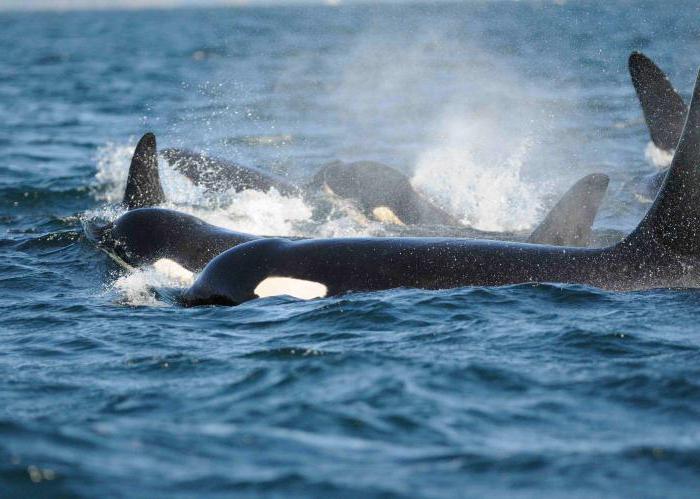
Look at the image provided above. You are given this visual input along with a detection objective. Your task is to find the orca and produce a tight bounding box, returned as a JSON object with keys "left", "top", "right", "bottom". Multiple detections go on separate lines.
{"left": 97, "top": 133, "right": 611, "bottom": 271}
{"left": 307, "top": 160, "right": 460, "bottom": 226}
{"left": 161, "top": 147, "right": 610, "bottom": 237}
{"left": 161, "top": 148, "right": 460, "bottom": 227}
{"left": 87, "top": 171, "right": 609, "bottom": 274}
{"left": 526, "top": 173, "right": 608, "bottom": 246}
{"left": 89, "top": 170, "right": 607, "bottom": 272}
{"left": 628, "top": 52, "right": 688, "bottom": 199}
{"left": 87, "top": 208, "right": 259, "bottom": 272}
{"left": 178, "top": 68, "right": 700, "bottom": 306}
{"left": 161, "top": 148, "right": 300, "bottom": 197}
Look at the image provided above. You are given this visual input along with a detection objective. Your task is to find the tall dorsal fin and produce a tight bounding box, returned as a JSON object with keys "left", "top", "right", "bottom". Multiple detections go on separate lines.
{"left": 628, "top": 52, "right": 688, "bottom": 151}
{"left": 527, "top": 174, "right": 609, "bottom": 247}
{"left": 626, "top": 68, "right": 700, "bottom": 255}
{"left": 123, "top": 132, "right": 165, "bottom": 210}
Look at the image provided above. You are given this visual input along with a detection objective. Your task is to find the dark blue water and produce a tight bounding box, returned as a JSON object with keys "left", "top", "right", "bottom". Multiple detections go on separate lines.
{"left": 3, "top": 2, "right": 700, "bottom": 497}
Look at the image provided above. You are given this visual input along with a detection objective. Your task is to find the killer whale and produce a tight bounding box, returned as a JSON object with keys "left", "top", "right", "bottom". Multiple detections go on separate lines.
{"left": 161, "top": 148, "right": 459, "bottom": 227}
{"left": 179, "top": 68, "right": 700, "bottom": 306}
{"left": 525, "top": 173, "right": 608, "bottom": 246}
{"left": 91, "top": 169, "right": 607, "bottom": 272}
{"left": 92, "top": 132, "right": 611, "bottom": 273}
{"left": 87, "top": 208, "right": 260, "bottom": 272}
{"left": 88, "top": 171, "right": 609, "bottom": 274}
{"left": 161, "top": 148, "right": 300, "bottom": 197}
{"left": 628, "top": 52, "right": 689, "bottom": 199}
{"left": 161, "top": 147, "right": 609, "bottom": 235}
{"left": 307, "top": 160, "right": 460, "bottom": 226}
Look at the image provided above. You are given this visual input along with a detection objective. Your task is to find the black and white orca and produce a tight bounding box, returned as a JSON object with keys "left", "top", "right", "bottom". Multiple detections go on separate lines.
{"left": 178, "top": 68, "right": 700, "bottom": 306}
{"left": 87, "top": 139, "right": 610, "bottom": 273}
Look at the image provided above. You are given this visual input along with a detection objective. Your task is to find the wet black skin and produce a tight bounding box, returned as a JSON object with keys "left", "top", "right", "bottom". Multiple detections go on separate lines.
{"left": 307, "top": 160, "right": 460, "bottom": 226}
{"left": 629, "top": 51, "right": 687, "bottom": 152}
{"left": 161, "top": 148, "right": 300, "bottom": 197}
{"left": 92, "top": 208, "right": 259, "bottom": 272}
{"left": 180, "top": 67, "right": 700, "bottom": 306}
{"left": 161, "top": 149, "right": 460, "bottom": 226}
{"left": 628, "top": 52, "right": 687, "bottom": 200}
{"left": 181, "top": 235, "right": 695, "bottom": 306}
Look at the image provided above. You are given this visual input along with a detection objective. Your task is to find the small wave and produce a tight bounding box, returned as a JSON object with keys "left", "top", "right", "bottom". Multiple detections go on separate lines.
{"left": 242, "top": 347, "right": 337, "bottom": 360}
{"left": 108, "top": 262, "right": 194, "bottom": 307}
{"left": 222, "top": 134, "right": 294, "bottom": 146}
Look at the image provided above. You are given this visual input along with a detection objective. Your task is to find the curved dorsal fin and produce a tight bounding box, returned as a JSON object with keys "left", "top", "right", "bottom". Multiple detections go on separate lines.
{"left": 628, "top": 52, "right": 688, "bottom": 151}
{"left": 528, "top": 174, "right": 609, "bottom": 246}
{"left": 123, "top": 132, "right": 165, "bottom": 210}
{"left": 626, "top": 67, "right": 700, "bottom": 255}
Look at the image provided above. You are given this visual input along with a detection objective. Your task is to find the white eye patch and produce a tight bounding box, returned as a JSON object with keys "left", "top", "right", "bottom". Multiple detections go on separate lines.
{"left": 254, "top": 277, "right": 328, "bottom": 300}
{"left": 372, "top": 206, "right": 405, "bottom": 226}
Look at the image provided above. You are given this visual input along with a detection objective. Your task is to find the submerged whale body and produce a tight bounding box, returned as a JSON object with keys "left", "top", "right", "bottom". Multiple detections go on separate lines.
{"left": 161, "top": 148, "right": 300, "bottom": 197}
{"left": 161, "top": 147, "right": 459, "bottom": 227}
{"left": 308, "top": 160, "right": 460, "bottom": 226}
{"left": 158, "top": 149, "right": 609, "bottom": 241}
{"left": 179, "top": 68, "right": 700, "bottom": 306}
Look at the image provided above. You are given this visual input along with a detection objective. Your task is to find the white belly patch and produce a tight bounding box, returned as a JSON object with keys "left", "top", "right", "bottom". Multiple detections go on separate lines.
{"left": 372, "top": 206, "right": 405, "bottom": 225}
{"left": 254, "top": 277, "right": 328, "bottom": 300}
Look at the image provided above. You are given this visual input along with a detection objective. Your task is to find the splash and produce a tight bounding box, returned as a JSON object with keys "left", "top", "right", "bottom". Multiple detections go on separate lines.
{"left": 644, "top": 142, "right": 673, "bottom": 169}
{"left": 326, "top": 28, "right": 566, "bottom": 233}
{"left": 91, "top": 139, "right": 314, "bottom": 236}
{"left": 109, "top": 260, "right": 194, "bottom": 307}
{"left": 412, "top": 116, "right": 548, "bottom": 232}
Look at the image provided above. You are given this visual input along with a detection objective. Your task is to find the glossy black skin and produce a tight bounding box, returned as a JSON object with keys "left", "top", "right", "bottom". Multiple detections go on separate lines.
{"left": 161, "top": 149, "right": 300, "bottom": 197}
{"left": 629, "top": 52, "right": 687, "bottom": 152}
{"left": 162, "top": 149, "right": 459, "bottom": 226}
{"left": 181, "top": 66, "right": 700, "bottom": 306}
{"left": 92, "top": 208, "right": 259, "bottom": 272}
{"left": 124, "top": 133, "right": 166, "bottom": 209}
{"left": 308, "top": 160, "right": 460, "bottom": 226}
{"left": 628, "top": 52, "right": 687, "bottom": 201}
{"left": 181, "top": 236, "right": 695, "bottom": 306}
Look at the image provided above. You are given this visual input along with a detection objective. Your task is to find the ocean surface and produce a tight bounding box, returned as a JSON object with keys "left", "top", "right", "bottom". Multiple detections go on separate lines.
{"left": 2, "top": 1, "right": 700, "bottom": 497}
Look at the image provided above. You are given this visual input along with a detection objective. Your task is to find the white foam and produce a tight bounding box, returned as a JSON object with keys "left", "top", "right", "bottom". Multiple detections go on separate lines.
{"left": 644, "top": 141, "right": 673, "bottom": 169}
{"left": 108, "top": 259, "right": 196, "bottom": 306}
{"left": 412, "top": 116, "right": 547, "bottom": 232}
{"left": 91, "top": 139, "right": 314, "bottom": 236}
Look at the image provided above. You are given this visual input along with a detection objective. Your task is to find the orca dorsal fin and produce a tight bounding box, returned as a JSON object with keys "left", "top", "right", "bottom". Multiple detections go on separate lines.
{"left": 123, "top": 132, "right": 165, "bottom": 210}
{"left": 629, "top": 52, "right": 688, "bottom": 151}
{"left": 627, "top": 68, "right": 700, "bottom": 255}
{"left": 527, "top": 174, "right": 609, "bottom": 247}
